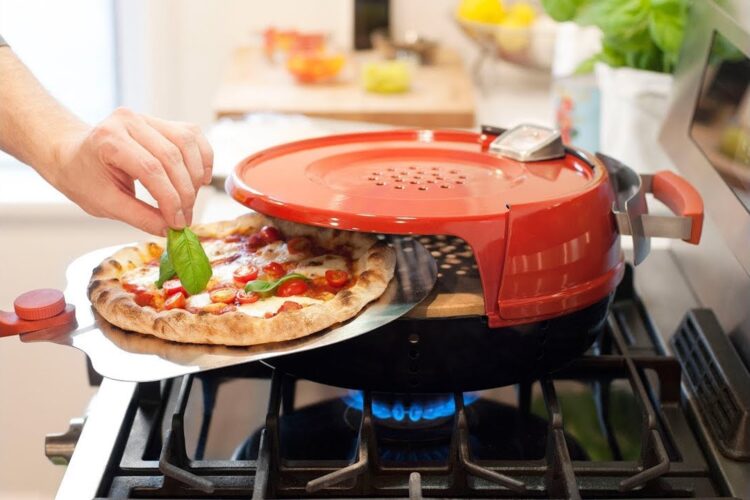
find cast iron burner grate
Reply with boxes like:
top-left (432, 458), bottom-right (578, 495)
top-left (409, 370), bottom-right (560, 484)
top-left (95, 267), bottom-right (727, 499)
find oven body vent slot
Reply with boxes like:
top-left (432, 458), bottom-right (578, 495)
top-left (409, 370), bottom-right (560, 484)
top-left (671, 309), bottom-right (750, 460)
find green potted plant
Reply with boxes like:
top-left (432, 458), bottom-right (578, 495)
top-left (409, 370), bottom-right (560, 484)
top-left (542, 0), bottom-right (689, 74)
top-left (541, 0), bottom-right (689, 170)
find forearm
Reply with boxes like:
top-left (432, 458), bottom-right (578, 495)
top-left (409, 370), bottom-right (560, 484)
top-left (0, 47), bottom-right (88, 182)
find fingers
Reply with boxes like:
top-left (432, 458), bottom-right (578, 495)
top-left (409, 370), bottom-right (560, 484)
top-left (194, 129), bottom-right (214, 185)
top-left (100, 130), bottom-right (186, 229)
top-left (88, 107), bottom-right (214, 234)
top-left (143, 115), bottom-right (206, 189)
top-left (125, 117), bottom-right (196, 225)
top-left (145, 115), bottom-right (213, 186)
top-left (105, 188), bottom-right (169, 236)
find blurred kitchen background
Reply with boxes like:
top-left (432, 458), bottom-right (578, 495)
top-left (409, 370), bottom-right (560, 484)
top-left (1, 0), bottom-right (727, 498)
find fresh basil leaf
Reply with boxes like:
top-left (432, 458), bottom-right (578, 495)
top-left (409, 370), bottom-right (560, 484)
top-left (576, 0), bottom-right (650, 37)
top-left (648, 0), bottom-right (686, 57)
top-left (167, 228), bottom-right (212, 295)
top-left (542, 0), bottom-right (692, 75)
top-left (540, 0), bottom-right (589, 22)
top-left (574, 54), bottom-right (598, 75)
top-left (245, 280), bottom-right (275, 294)
top-left (244, 273), bottom-right (309, 294)
top-left (598, 41), bottom-right (627, 68)
top-left (276, 273), bottom-right (309, 283)
top-left (155, 250), bottom-right (176, 288)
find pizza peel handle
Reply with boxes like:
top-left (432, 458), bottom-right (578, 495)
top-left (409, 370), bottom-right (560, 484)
top-left (0, 289), bottom-right (77, 337)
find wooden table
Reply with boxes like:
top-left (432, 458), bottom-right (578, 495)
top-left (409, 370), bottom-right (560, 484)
top-left (213, 47), bottom-right (476, 128)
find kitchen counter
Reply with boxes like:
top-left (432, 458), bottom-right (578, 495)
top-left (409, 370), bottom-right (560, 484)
top-left (212, 46), bottom-right (476, 127)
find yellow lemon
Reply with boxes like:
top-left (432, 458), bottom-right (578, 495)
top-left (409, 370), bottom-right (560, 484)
top-left (457, 0), bottom-right (505, 24)
top-left (502, 2), bottom-right (536, 26)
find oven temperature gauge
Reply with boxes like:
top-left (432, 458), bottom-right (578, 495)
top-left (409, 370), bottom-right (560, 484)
top-left (489, 124), bottom-right (565, 162)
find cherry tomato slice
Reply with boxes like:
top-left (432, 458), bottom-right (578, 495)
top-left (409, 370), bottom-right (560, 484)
top-left (164, 292), bottom-right (186, 310)
top-left (225, 233), bottom-right (243, 243)
top-left (247, 233), bottom-right (267, 250)
top-left (134, 290), bottom-right (160, 307)
top-left (260, 225), bottom-right (282, 243)
top-left (206, 278), bottom-right (227, 291)
top-left (123, 282), bottom-right (147, 294)
top-left (263, 262), bottom-right (285, 279)
top-left (279, 301), bottom-right (303, 313)
top-left (311, 276), bottom-right (329, 290)
top-left (233, 264), bottom-right (259, 284)
top-left (287, 236), bottom-right (311, 254)
top-left (209, 287), bottom-right (237, 304)
top-left (236, 290), bottom-right (260, 304)
top-left (276, 278), bottom-right (308, 297)
top-left (162, 278), bottom-right (186, 297)
top-left (325, 269), bottom-right (350, 288)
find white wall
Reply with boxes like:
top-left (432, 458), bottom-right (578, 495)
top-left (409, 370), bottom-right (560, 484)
top-left (0, 0), bottom-right (117, 125)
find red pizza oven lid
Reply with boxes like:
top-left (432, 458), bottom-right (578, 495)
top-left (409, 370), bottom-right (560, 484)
top-left (227, 129), bottom-right (600, 234)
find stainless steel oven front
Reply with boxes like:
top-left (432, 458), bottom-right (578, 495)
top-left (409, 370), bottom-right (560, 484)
top-left (660, 0), bottom-right (750, 363)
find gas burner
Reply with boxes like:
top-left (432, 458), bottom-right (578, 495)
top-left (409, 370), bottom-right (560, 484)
top-left (342, 391), bottom-right (480, 428)
top-left (233, 397), bottom-right (587, 463)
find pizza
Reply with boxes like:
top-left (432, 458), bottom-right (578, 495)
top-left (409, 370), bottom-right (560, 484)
top-left (87, 213), bottom-right (396, 346)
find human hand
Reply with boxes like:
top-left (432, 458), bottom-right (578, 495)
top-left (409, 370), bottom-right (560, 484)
top-left (50, 107), bottom-right (213, 235)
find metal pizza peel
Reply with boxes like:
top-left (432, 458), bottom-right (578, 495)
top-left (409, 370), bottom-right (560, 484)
top-left (0, 237), bottom-right (436, 382)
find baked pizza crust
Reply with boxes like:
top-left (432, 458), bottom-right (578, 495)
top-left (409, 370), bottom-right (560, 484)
top-left (87, 213), bottom-right (396, 346)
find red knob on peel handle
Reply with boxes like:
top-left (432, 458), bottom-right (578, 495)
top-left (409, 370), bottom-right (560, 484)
top-left (14, 289), bottom-right (66, 320)
top-left (0, 288), bottom-right (76, 337)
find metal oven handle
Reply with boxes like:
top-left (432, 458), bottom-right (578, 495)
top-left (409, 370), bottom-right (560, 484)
top-left (597, 153), bottom-right (704, 265)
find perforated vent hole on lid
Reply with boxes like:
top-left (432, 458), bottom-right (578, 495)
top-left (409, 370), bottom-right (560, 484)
top-left (365, 165), bottom-right (470, 191)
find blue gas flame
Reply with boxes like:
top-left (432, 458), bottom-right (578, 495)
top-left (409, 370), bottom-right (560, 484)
top-left (343, 392), bottom-right (479, 423)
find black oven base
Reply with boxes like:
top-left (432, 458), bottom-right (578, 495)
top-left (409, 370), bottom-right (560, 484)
top-left (265, 294), bottom-right (612, 393)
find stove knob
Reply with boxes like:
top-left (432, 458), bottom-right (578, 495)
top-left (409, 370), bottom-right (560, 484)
top-left (45, 417), bottom-right (85, 465)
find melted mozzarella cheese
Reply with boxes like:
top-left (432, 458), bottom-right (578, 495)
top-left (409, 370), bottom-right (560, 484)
top-left (186, 293), bottom-right (212, 308)
top-left (121, 266), bottom-right (159, 288)
top-left (187, 292), bottom-right (322, 316)
top-left (210, 261), bottom-right (248, 284)
top-left (202, 239), bottom-right (241, 262)
top-left (238, 295), bottom-right (323, 317)
top-left (293, 255), bottom-right (348, 278)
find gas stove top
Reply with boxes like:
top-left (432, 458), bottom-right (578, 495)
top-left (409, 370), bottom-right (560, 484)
top-left (48, 260), bottom-right (750, 499)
